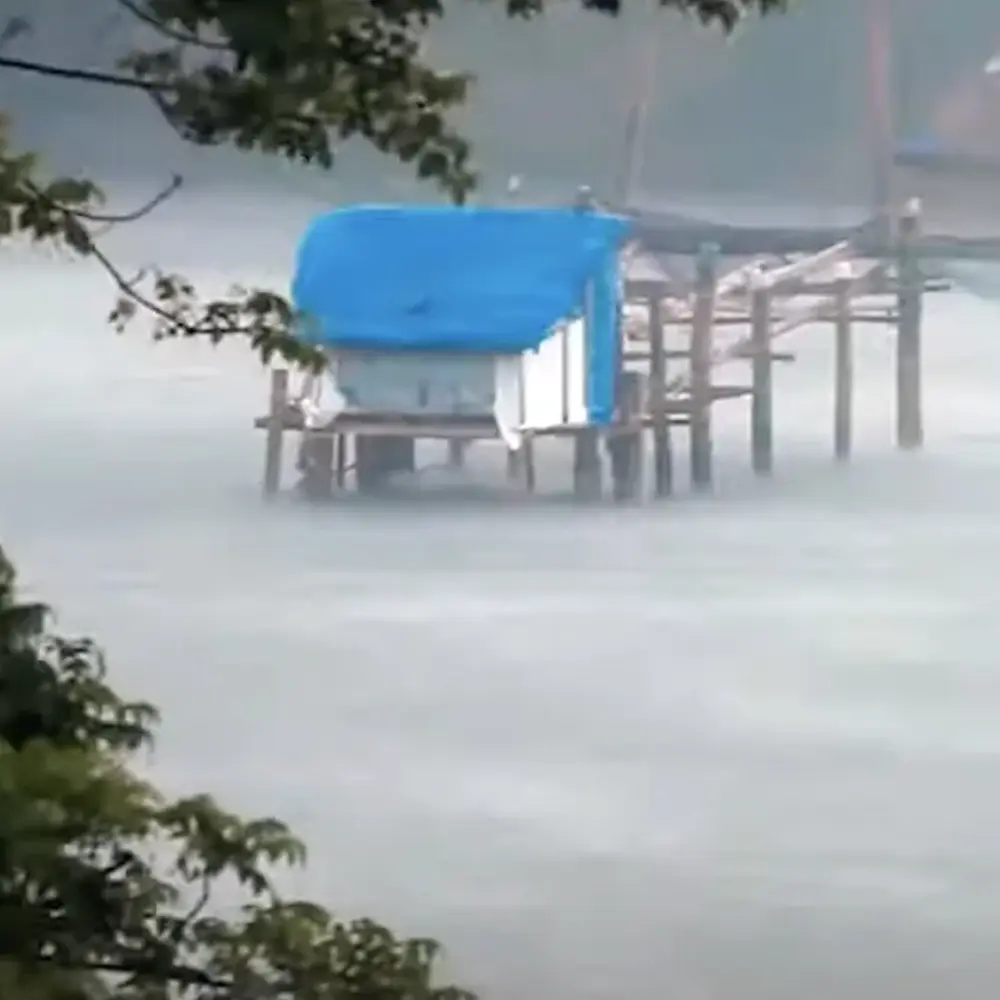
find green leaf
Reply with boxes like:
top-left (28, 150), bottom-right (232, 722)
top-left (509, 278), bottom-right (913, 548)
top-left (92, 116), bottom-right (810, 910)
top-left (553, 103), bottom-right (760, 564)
top-left (43, 178), bottom-right (100, 206)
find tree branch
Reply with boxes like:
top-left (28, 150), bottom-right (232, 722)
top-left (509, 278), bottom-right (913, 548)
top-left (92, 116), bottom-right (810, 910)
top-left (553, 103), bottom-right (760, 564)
top-left (19, 175), bottom-right (225, 336)
top-left (111, 0), bottom-right (229, 50)
top-left (0, 55), bottom-right (163, 91)
top-left (15, 169), bottom-right (321, 368)
top-left (0, 55), bottom-right (325, 138)
top-left (72, 174), bottom-right (183, 225)
top-left (89, 240), bottom-right (208, 334)
top-left (173, 871), bottom-right (212, 941)
top-left (33, 954), bottom-right (224, 989)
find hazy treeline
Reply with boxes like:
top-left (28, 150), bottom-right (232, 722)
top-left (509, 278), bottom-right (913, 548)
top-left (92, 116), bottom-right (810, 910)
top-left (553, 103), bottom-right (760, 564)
top-left (3, 0), bottom-right (1000, 206)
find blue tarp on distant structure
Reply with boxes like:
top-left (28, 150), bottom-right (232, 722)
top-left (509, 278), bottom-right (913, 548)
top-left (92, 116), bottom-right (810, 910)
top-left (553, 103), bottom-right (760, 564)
top-left (291, 205), bottom-right (631, 355)
top-left (895, 133), bottom-right (1000, 171)
top-left (894, 133), bottom-right (944, 164)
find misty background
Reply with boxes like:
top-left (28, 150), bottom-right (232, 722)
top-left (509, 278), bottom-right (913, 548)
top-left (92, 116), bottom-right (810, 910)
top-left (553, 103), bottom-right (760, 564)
top-left (6, 3), bottom-right (1000, 1000)
top-left (6, 0), bottom-right (1000, 206)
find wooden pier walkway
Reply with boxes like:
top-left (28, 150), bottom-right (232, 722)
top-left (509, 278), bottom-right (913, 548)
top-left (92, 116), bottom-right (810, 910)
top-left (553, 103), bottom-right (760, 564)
top-left (255, 199), bottom-right (930, 501)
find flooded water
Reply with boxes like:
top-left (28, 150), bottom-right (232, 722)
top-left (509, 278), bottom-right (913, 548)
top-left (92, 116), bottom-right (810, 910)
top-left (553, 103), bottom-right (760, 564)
top-left (4, 198), bottom-right (1000, 999)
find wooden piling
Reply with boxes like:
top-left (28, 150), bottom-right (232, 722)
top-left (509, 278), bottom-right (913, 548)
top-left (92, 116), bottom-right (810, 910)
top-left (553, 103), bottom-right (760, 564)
top-left (505, 448), bottom-right (520, 481)
top-left (447, 439), bottom-right (466, 469)
top-left (749, 270), bottom-right (774, 475)
top-left (630, 373), bottom-right (646, 498)
top-left (262, 368), bottom-right (288, 497)
top-left (335, 434), bottom-right (348, 488)
top-left (572, 427), bottom-right (602, 499)
top-left (522, 437), bottom-right (536, 493)
top-left (895, 198), bottom-right (923, 450)
top-left (689, 243), bottom-right (718, 489)
top-left (504, 439), bottom-right (536, 491)
top-left (301, 431), bottom-right (335, 499)
top-left (832, 261), bottom-right (854, 461)
top-left (647, 291), bottom-right (672, 497)
top-left (610, 371), bottom-right (644, 501)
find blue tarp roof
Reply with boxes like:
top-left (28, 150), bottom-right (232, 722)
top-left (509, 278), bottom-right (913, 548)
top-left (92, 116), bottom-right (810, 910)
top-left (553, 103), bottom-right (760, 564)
top-left (291, 205), bottom-right (631, 354)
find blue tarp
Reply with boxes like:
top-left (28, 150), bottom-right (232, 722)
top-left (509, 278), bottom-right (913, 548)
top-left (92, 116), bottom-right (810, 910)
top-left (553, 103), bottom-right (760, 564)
top-left (895, 134), bottom-right (1000, 172)
top-left (291, 205), bottom-right (631, 356)
top-left (894, 133), bottom-right (943, 161)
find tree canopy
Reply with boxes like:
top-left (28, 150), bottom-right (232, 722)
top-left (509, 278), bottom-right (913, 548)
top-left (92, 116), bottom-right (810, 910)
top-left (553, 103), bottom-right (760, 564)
top-left (0, 0), bottom-right (787, 369)
top-left (0, 542), bottom-right (479, 999)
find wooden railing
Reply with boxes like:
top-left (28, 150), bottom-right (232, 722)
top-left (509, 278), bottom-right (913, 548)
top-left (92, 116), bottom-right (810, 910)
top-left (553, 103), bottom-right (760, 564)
top-left (621, 198), bottom-right (926, 496)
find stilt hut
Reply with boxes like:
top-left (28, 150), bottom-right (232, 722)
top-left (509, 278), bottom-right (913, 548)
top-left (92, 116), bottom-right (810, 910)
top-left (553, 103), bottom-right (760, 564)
top-left (273, 203), bottom-right (631, 494)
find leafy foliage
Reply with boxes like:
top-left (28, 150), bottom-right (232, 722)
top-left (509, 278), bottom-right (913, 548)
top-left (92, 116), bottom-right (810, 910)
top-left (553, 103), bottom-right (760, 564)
top-left (0, 115), bottom-right (324, 370)
top-left (0, 543), bottom-right (475, 999)
top-left (509, 0), bottom-right (788, 29)
top-left (0, 0), bottom-right (787, 370)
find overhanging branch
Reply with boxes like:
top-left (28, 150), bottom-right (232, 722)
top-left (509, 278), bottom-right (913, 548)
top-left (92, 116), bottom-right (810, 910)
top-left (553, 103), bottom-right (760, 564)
top-left (29, 953), bottom-right (225, 989)
top-left (111, 0), bottom-right (229, 50)
top-left (0, 54), bottom-right (325, 139)
top-left (0, 55), bottom-right (163, 90)
top-left (20, 174), bottom-right (246, 339)
top-left (76, 174), bottom-right (183, 225)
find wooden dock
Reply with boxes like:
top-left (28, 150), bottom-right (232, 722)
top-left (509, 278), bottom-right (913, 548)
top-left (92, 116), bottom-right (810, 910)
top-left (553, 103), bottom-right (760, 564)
top-left (255, 198), bottom-right (930, 502)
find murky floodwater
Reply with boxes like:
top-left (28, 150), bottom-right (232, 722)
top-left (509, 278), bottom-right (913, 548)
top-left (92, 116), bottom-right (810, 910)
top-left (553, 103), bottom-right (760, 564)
top-left (3, 200), bottom-right (1000, 999)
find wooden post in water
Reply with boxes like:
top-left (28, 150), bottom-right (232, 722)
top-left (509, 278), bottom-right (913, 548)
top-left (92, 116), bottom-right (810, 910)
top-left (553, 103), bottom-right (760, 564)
top-left (505, 447), bottom-right (520, 481)
top-left (610, 370), bottom-right (644, 501)
top-left (832, 261), bottom-right (854, 461)
top-left (335, 434), bottom-right (348, 488)
top-left (262, 368), bottom-right (288, 497)
top-left (629, 371), bottom-right (646, 498)
top-left (895, 198), bottom-right (923, 450)
top-left (570, 181), bottom-right (602, 500)
top-left (447, 439), bottom-right (466, 469)
top-left (749, 270), bottom-right (773, 475)
top-left (689, 243), bottom-right (718, 489)
top-left (301, 432), bottom-right (335, 499)
top-left (505, 439), bottom-right (535, 491)
top-left (647, 290), bottom-right (672, 496)
top-left (572, 427), bottom-right (602, 499)
top-left (522, 436), bottom-right (536, 493)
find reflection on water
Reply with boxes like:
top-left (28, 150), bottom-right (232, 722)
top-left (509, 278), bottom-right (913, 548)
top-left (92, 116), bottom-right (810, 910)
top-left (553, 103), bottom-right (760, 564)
top-left (3, 210), bottom-right (1000, 999)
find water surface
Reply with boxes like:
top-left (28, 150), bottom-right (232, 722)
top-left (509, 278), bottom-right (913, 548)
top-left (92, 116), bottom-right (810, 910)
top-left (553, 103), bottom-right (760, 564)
top-left (3, 209), bottom-right (1000, 999)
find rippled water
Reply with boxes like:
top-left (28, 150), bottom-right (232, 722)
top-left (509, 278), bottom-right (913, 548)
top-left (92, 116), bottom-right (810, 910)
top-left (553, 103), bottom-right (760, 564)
top-left (4, 202), bottom-right (1000, 999)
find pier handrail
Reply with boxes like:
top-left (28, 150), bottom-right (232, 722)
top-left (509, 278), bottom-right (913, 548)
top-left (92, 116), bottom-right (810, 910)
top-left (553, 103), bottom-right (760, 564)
top-left (755, 241), bottom-right (854, 292)
top-left (710, 240), bottom-right (854, 303)
top-left (661, 249), bottom-right (880, 395)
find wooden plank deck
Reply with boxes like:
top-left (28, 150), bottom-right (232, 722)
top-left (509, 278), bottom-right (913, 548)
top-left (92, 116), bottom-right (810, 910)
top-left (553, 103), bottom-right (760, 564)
top-left (254, 385), bottom-right (753, 441)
